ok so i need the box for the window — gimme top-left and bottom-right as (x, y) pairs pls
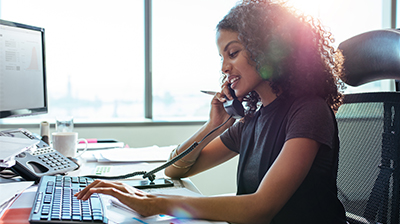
(0, 0), (394, 124)
(0, 0), (144, 124)
(152, 0), (238, 121)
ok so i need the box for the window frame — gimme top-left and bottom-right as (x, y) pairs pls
(0, 0), (397, 128)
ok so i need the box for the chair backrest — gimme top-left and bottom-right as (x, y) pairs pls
(336, 93), (400, 224)
(336, 30), (400, 224)
(338, 29), (400, 87)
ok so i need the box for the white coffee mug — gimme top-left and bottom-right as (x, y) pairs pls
(52, 132), (88, 158)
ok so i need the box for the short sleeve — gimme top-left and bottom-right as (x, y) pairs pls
(285, 96), (335, 149)
(220, 121), (244, 153)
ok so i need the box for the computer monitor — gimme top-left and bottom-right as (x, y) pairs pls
(0, 19), (47, 119)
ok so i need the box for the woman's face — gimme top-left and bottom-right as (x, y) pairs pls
(216, 30), (263, 98)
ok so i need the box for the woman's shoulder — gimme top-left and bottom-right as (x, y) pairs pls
(285, 95), (334, 123)
(289, 95), (331, 112)
(285, 95), (337, 147)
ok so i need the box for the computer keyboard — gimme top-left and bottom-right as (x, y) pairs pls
(29, 175), (108, 223)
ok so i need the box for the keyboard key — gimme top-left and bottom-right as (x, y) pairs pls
(45, 185), (54, 194)
(72, 215), (81, 221)
(79, 177), (87, 184)
(93, 215), (103, 222)
(90, 197), (102, 210)
(61, 215), (71, 220)
(44, 195), (52, 204)
(83, 216), (92, 221)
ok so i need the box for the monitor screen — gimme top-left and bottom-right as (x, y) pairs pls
(0, 19), (47, 119)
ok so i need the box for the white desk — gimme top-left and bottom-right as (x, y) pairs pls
(70, 153), (201, 193)
(0, 152), (225, 224)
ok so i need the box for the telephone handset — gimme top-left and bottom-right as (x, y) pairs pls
(1, 128), (78, 182)
(223, 84), (245, 119)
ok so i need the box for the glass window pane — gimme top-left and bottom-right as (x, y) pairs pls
(152, 0), (238, 121)
(0, 0), (144, 123)
(288, 0), (392, 94)
(289, 0), (383, 45)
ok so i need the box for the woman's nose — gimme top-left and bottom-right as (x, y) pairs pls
(221, 60), (232, 74)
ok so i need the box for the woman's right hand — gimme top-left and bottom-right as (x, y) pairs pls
(208, 81), (236, 128)
(74, 179), (162, 217)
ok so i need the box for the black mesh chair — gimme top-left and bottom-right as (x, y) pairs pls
(336, 29), (400, 224)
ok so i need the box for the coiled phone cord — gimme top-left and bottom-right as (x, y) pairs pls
(83, 115), (233, 183)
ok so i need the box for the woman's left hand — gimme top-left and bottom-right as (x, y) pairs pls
(74, 179), (161, 217)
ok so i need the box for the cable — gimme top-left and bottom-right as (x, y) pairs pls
(198, 115), (233, 143)
(0, 168), (20, 179)
(83, 115), (233, 182)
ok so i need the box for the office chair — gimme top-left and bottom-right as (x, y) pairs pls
(336, 29), (400, 224)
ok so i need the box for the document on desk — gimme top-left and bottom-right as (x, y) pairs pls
(104, 188), (227, 224)
(0, 181), (34, 218)
(94, 163), (167, 179)
(86, 145), (176, 163)
(0, 136), (39, 167)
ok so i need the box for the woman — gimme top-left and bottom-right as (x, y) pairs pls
(75, 0), (347, 223)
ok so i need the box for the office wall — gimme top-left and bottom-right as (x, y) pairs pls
(14, 124), (238, 196)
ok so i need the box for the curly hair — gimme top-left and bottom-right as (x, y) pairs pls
(216, 0), (344, 118)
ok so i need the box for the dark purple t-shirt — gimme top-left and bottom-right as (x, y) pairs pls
(220, 95), (346, 224)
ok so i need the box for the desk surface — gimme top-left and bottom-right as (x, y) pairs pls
(70, 157), (201, 193)
(0, 156), (225, 224)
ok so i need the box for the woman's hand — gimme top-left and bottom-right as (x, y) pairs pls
(74, 180), (161, 217)
(208, 81), (236, 128)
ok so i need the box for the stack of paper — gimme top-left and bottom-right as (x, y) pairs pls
(0, 181), (34, 218)
(82, 145), (176, 163)
(0, 136), (39, 167)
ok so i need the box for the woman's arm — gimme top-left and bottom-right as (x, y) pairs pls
(165, 87), (236, 178)
(76, 137), (319, 224)
(165, 137), (320, 223)
(164, 124), (237, 178)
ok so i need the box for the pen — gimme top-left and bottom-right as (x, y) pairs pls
(200, 90), (217, 95)
(79, 139), (119, 144)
